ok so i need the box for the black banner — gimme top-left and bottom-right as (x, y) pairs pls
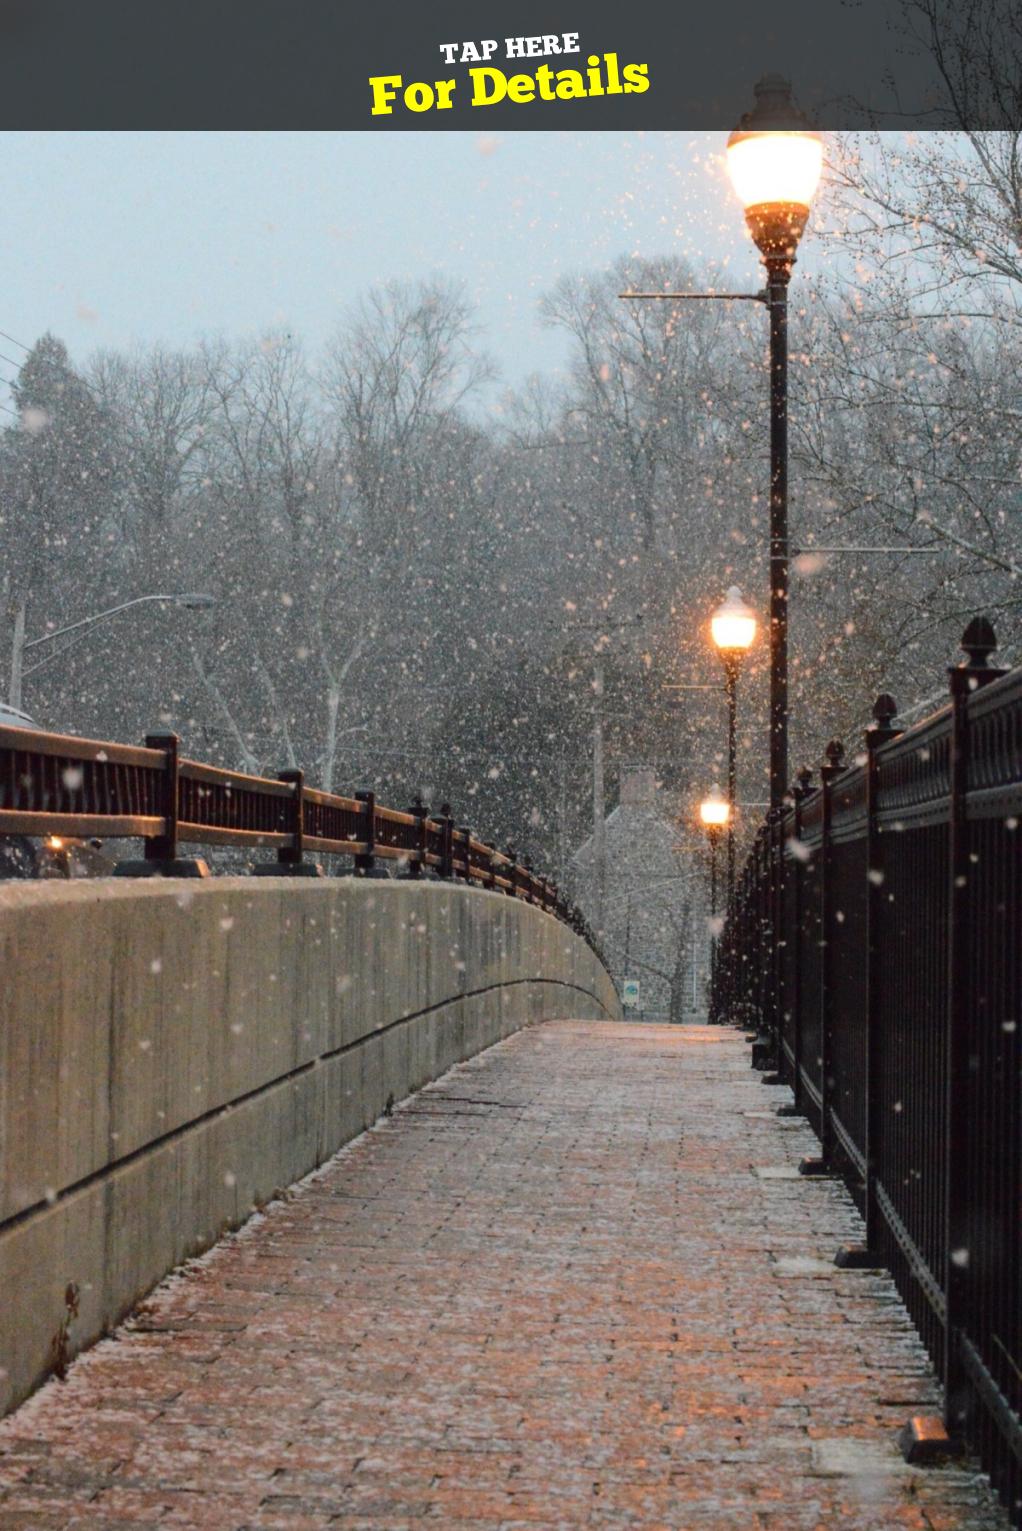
(0, 0), (1016, 128)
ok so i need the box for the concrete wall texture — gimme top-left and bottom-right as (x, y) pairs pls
(0, 877), (620, 1416)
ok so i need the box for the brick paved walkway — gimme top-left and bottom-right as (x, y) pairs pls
(0, 1021), (1009, 1530)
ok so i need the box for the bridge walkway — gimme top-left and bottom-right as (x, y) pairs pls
(0, 1021), (1009, 1529)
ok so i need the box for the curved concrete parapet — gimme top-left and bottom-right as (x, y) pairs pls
(0, 878), (620, 1415)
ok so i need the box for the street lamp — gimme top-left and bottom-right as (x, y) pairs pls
(698, 787), (730, 1022)
(623, 78), (822, 815)
(710, 585), (757, 904)
(9, 593), (216, 707)
(726, 75), (823, 811)
(698, 787), (730, 919)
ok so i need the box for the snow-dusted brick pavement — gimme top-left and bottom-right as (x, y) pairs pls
(0, 1020), (1010, 1529)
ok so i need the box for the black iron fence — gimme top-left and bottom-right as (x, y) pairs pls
(0, 722), (599, 951)
(715, 618), (1021, 1525)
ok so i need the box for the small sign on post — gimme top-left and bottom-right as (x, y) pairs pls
(622, 978), (640, 1010)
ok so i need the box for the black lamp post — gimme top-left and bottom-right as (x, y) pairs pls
(622, 76), (822, 813)
(699, 789), (729, 906)
(710, 585), (757, 904)
(699, 788), (730, 1023)
(726, 77), (823, 809)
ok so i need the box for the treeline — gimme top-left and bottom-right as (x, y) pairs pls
(1, 131), (1020, 879)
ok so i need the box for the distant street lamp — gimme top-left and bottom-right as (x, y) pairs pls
(698, 786), (730, 1021)
(710, 585), (757, 904)
(9, 593), (216, 708)
(698, 787), (730, 919)
(726, 77), (822, 810)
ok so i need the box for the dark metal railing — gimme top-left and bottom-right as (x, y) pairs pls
(714, 619), (1021, 1524)
(0, 723), (600, 953)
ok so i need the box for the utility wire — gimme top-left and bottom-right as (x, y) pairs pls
(0, 328), (30, 353)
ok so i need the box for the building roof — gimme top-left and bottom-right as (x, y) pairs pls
(571, 768), (681, 882)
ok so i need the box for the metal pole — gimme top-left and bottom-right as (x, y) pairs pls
(8, 597), (26, 710)
(621, 260), (799, 812)
(708, 829), (719, 1023)
(592, 658), (606, 938)
(767, 259), (790, 812)
(724, 655), (738, 904)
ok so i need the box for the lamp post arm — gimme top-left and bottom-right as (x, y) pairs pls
(24, 594), (199, 651)
(619, 291), (768, 303)
(793, 546), (943, 556)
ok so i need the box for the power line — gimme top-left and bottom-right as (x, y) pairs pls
(0, 328), (30, 354)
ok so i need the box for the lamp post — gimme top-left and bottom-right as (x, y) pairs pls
(9, 593), (216, 708)
(699, 787), (730, 1023)
(726, 77), (823, 810)
(621, 75), (822, 812)
(698, 787), (730, 918)
(710, 586), (757, 905)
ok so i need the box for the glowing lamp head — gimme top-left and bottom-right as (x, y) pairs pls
(699, 788), (730, 829)
(727, 75), (823, 262)
(711, 586), (757, 654)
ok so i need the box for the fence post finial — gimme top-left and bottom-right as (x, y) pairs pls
(872, 693), (897, 727)
(870, 694), (901, 746)
(823, 739), (845, 773)
(960, 616), (997, 670)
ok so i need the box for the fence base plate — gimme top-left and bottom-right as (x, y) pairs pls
(253, 862), (325, 877)
(760, 1073), (786, 1086)
(798, 1157), (832, 1177)
(834, 1244), (884, 1270)
(898, 1416), (963, 1465)
(776, 1104), (802, 1118)
(114, 858), (210, 879)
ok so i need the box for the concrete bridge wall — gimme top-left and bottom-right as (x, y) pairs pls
(0, 878), (620, 1415)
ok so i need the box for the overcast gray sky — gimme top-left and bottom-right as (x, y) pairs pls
(0, 130), (828, 398)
